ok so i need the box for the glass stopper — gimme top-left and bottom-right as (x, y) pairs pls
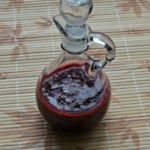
(60, 0), (93, 26)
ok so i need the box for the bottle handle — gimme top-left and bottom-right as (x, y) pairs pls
(87, 32), (116, 72)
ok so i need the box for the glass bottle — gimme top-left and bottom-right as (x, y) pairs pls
(36, 0), (115, 131)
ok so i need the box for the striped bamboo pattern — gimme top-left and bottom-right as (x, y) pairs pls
(0, 0), (150, 149)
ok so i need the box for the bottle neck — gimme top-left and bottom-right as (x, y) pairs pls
(60, 24), (91, 54)
(58, 49), (88, 64)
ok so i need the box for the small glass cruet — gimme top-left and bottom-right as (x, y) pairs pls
(36, 0), (116, 131)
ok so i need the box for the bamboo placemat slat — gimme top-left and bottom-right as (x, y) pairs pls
(0, 0), (150, 150)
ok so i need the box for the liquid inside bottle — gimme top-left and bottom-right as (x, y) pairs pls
(36, 60), (110, 114)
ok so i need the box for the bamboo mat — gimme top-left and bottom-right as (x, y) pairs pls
(0, 0), (150, 150)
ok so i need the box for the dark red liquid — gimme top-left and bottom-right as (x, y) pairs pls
(42, 64), (103, 112)
(36, 62), (111, 131)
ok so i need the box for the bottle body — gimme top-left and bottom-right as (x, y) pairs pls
(36, 52), (111, 131)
